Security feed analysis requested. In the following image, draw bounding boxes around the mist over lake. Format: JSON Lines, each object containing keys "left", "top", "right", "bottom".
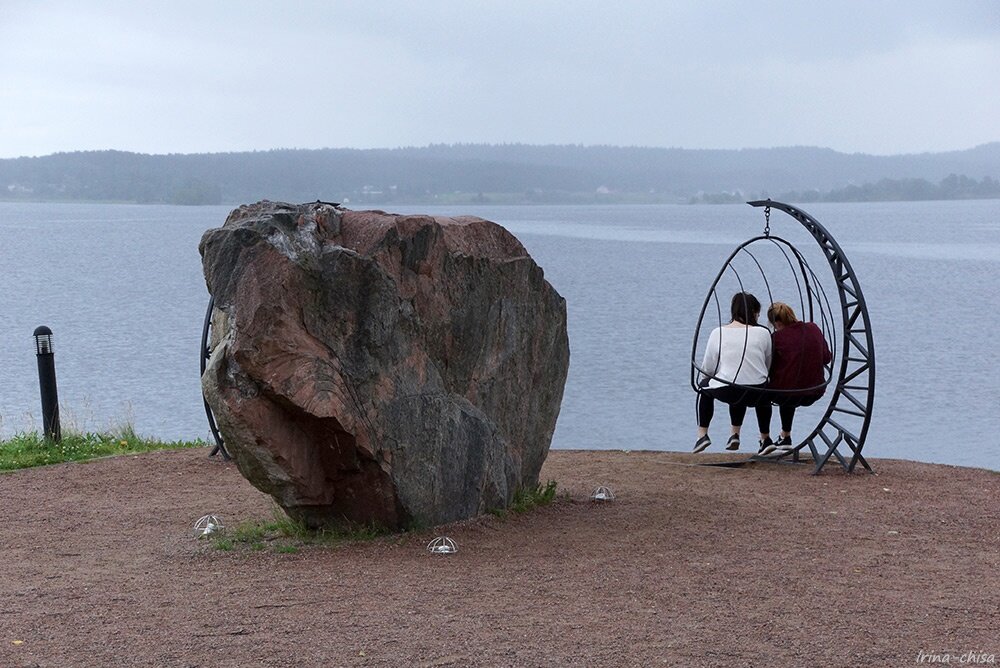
{"left": 1, "top": 200, "right": 997, "bottom": 471}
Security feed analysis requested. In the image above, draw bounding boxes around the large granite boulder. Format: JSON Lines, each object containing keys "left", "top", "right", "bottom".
{"left": 199, "top": 201, "right": 569, "bottom": 529}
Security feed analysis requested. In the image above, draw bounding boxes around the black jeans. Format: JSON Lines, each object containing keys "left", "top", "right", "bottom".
{"left": 697, "top": 384, "right": 770, "bottom": 433}
{"left": 768, "top": 393, "right": 823, "bottom": 433}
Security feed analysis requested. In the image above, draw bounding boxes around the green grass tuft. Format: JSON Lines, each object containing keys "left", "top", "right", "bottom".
{"left": 0, "top": 426, "right": 206, "bottom": 471}
{"left": 221, "top": 505, "right": 391, "bottom": 554}
{"left": 491, "top": 480, "right": 560, "bottom": 518}
{"left": 213, "top": 538, "right": 234, "bottom": 551}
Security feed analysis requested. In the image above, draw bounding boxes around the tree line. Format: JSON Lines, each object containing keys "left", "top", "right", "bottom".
{"left": 2, "top": 143, "right": 999, "bottom": 205}
{"left": 690, "top": 174, "right": 1000, "bottom": 204}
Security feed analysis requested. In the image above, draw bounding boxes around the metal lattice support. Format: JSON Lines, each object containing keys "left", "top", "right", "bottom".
{"left": 746, "top": 200, "right": 875, "bottom": 474}
{"left": 200, "top": 295, "right": 230, "bottom": 460}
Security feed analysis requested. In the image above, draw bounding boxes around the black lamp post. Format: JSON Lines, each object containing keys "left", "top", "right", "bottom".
{"left": 33, "top": 325, "right": 61, "bottom": 442}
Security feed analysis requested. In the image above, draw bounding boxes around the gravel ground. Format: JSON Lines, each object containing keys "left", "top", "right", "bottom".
{"left": 1, "top": 448, "right": 997, "bottom": 667}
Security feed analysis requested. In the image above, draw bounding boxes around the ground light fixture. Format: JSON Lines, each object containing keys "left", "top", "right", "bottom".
{"left": 426, "top": 537, "right": 458, "bottom": 554}
{"left": 193, "top": 514, "right": 226, "bottom": 539}
{"left": 591, "top": 486, "right": 616, "bottom": 502}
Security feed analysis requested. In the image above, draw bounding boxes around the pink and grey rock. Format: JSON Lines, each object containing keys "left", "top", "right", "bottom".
{"left": 199, "top": 201, "right": 569, "bottom": 529}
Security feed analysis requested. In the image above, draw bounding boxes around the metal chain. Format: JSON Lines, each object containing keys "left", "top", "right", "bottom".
{"left": 763, "top": 204, "right": 771, "bottom": 237}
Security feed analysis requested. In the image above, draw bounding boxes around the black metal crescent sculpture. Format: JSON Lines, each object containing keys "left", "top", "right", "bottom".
{"left": 692, "top": 199, "right": 875, "bottom": 474}
{"left": 200, "top": 295, "right": 229, "bottom": 460}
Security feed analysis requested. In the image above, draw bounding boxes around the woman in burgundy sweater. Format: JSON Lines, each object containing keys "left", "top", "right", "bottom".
{"left": 765, "top": 302, "right": 832, "bottom": 452}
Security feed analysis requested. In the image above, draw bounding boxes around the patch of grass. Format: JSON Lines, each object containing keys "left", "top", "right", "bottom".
{"left": 0, "top": 425, "right": 206, "bottom": 471}
{"left": 231, "top": 521, "right": 270, "bottom": 543}
{"left": 213, "top": 538, "right": 234, "bottom": 551}
{"left": 218, "top": 481, "right": 562, "bottom": 555}
{"left": 491, "top": 480, "right": 560, "bottom": 518}
{"left": 223, "top": 506, "right": 391, "bottom": 554}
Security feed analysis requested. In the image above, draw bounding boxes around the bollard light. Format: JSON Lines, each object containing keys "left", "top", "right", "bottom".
{"left": 33, "top": 325, "right": 61, "bottom": 442}
{"left": 34, "top": 327, "right": 53, "bottom": 354}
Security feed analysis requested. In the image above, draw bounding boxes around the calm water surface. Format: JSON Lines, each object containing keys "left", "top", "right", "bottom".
{"left": 1, "top": 200, "right": 997, "bottom": 470}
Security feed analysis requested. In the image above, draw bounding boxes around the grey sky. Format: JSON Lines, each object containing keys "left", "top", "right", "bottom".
{"left": 1, "top": 0, "right": 998, "bottom": 158}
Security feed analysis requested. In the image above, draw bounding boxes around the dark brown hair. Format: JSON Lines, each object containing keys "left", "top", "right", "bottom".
{"left": 731, "top": 292, "right": 761, "bottom": 325}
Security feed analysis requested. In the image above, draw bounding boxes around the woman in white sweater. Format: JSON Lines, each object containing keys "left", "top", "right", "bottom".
{"left": 694, "top": 292, "right": 774, "bottom": 453}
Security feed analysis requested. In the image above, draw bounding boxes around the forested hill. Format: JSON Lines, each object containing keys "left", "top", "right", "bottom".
{"left": 2, "top": 143, "right": 999, "bottom": 205}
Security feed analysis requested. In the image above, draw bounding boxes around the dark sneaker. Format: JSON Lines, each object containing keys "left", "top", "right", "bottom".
{"left": 725, "top": 434, "right": 741, "bottom": 451}
{"left": 758, "top": 437, "right": 775, "bottom": 455}
{"left": 773, "top": 435, "right": 794, "bottom": 456}
{"left": 694, "top": 435, "right": 711, "bottom": 453}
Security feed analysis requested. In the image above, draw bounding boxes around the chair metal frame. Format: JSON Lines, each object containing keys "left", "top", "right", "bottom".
{"left": 200, "top": 295, "right": 229, "bottom": 460}
{"left": 693, "top": 200, "right": 875, "bottom": 474}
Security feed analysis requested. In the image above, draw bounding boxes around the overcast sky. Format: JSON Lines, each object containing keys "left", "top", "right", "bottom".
{"left": 1, "top": 0, "right": 998, "bottom": 158}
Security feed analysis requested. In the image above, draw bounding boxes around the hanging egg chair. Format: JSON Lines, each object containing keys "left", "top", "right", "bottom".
{"left": 691, "top": 200, "right": 875, "bottom": 474}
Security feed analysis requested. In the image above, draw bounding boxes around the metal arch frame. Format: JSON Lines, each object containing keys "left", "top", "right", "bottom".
{"left": 746, "top": 199, "right": 875, "bottom": 474}
{"left": 200, "top": 295, "right": 230, "bottom": 460}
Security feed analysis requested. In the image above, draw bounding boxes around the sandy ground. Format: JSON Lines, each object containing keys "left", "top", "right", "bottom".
{"left": 0, "top": 448, "right": 997, "bottom": 668}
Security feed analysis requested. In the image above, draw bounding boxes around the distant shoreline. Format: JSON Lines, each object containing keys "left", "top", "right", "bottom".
{"left": 3, "top": 191, "right": 999, "bottom": 208}
{"left": 3, "top": 144, "right": 998, "bottom": 207}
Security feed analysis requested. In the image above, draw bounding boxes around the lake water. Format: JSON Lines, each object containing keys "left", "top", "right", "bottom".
{"left": 1, "top": 200, "right": 998, "bottom": 471}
